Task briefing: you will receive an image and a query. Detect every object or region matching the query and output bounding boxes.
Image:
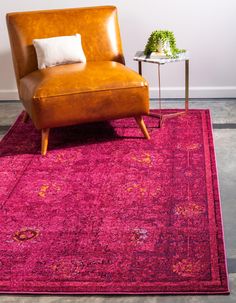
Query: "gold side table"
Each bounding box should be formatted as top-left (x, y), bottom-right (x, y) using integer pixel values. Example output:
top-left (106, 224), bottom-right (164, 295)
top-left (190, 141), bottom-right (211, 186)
top-left (134, 51), bottom-right (190, 127)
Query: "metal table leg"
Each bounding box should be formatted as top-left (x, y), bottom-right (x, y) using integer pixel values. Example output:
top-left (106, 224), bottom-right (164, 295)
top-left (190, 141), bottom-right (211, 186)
top-left (185, 59), bottom-right (189, 112)
top-left (147, 63), bottom-right (162, 126)
top-left (137, 59), bottom-right (189, 128)
top-left (138, 61), bottom-right (142, 75)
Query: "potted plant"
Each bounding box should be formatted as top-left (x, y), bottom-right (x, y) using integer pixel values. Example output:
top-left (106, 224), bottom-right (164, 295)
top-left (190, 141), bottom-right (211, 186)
top-left (144, 30), bottom-right (186, 58)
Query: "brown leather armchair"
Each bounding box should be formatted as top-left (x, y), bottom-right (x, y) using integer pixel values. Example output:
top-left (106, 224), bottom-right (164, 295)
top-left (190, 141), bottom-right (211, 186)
top-left (6, 6), bottom-right (150, 156)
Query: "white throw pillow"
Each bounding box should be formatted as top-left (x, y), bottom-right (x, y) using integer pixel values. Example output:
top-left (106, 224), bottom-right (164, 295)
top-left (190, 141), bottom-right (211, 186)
top-left (33, 34), bottom-right (86, 69)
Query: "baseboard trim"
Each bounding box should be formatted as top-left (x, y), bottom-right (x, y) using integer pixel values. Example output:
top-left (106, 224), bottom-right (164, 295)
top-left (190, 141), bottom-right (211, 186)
top-left (0, 90), bottom-right (19, 100)
top-left (149, 86), bottom-right (236, 98)
top-left (0, 87), bottom-right (235, 100)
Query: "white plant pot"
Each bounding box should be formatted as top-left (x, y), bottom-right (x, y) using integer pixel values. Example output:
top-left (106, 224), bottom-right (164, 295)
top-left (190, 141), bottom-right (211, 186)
top-left (156, 40), bottom-right (172, 56)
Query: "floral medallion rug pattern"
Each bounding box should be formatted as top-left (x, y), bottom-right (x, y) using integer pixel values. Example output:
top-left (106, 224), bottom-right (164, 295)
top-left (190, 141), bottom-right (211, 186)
top-left (0, 109), bottom-right (229, 294)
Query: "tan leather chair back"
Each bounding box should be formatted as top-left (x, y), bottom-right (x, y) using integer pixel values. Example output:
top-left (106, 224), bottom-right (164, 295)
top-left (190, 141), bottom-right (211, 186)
top-left (6, 6), bottom-right (125, 88)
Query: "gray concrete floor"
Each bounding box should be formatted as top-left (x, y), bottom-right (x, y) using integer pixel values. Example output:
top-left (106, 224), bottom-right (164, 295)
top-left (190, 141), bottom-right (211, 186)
top-left (0, 99), bottom-right (235, 302)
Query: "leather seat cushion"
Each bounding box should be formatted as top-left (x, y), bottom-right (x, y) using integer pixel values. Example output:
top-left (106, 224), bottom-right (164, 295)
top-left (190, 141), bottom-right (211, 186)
top-left (20, 61), bottom-right (148, 99)
top-left (20, 61), bottom-right (149, 129)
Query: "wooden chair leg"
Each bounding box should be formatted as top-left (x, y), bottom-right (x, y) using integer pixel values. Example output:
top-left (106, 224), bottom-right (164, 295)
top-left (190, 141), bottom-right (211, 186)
top-left (135, 116), bottom-right (150, 140)
top-left (41, 128), bottom-right (50, 156)
top-left (22, 111), bottom-right (29, 123)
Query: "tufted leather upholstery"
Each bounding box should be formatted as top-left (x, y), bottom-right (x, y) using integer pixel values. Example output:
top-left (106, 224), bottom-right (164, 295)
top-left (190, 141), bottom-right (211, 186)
top-left (6, 6), bottom-right (150, 155)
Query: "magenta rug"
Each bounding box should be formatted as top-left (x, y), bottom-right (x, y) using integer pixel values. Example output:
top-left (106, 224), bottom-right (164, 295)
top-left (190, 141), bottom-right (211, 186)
top-left (0, 109), bottom-right (229, 294)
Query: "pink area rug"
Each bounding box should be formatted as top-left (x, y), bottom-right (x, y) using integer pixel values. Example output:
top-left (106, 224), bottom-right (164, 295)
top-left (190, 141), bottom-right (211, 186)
top-left (0, 110), bottom-right (229, 294)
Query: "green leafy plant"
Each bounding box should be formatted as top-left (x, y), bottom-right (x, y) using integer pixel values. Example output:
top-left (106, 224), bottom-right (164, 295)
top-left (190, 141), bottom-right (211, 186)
top-left (144, 30), bottom-right (186, 58)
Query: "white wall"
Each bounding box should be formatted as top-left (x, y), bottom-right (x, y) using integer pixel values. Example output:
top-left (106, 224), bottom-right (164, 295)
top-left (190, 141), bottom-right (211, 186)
top-left (0, 0), bottom-right (236, 100)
